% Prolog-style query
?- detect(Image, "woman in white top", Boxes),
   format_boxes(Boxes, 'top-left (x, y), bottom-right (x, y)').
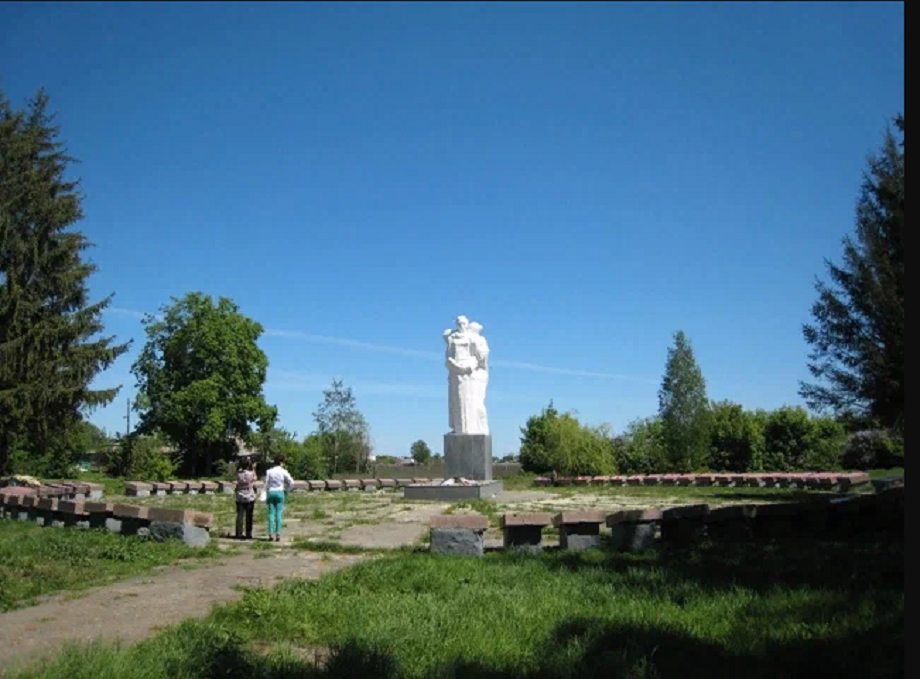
top-left (263, 455), bottom-right (295, 542)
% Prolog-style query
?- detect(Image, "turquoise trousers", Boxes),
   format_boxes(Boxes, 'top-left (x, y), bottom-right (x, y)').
top-left (267, 490), bottom-right (286, 535)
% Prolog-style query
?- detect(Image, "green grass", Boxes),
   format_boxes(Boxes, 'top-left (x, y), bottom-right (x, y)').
top-left (868, 467), bottom-right (904, 479)
top-left (0, 521), bottom-right (220, 612)
top-left (15, 539), bottom-right (902, 679)
top-left (444, 499), bottom-right (502, 526)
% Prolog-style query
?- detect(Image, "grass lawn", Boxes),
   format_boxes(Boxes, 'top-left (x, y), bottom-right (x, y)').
top-left (0, 521), bottom-right (221, 612)
top-left (16, 539), bottom-right (903, 679)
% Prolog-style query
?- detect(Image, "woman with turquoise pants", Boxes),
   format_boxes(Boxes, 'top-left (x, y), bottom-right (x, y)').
top-left (262, 455), bottom-right (295, 542)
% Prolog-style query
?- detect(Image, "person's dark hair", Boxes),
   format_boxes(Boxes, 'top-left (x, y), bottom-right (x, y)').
top-left (275, 455), bottom-right (285, 466)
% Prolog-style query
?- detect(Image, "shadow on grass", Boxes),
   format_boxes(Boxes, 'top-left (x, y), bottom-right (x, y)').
top-left (176, 609), bottom-right (903, 679)
top-left (704, 490), bottom-right (829, 502)
top-left (543, 540), bottom-right (904, 597)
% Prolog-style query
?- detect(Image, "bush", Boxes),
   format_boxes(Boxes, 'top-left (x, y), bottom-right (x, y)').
top-left (762, 407), bottom-right (814, 471)
top-left (519, 402), bottom-right (561, 473)
top-left (803, 416), bottom-right (847, 470)
top-left (519, 402), bottom-right (614, 476)
top-left (106, 433), bottom-right (178, 481)
top-left (616, 418), bottom-right (668, 474)
top-left (286, 434), bottom-right (326, 480)
top-left (709, 401), bottom-right (765, 472)
top-left (761, 407), bottom-right (847, 471)
top-left (842, 430), bottom-right (904, 470)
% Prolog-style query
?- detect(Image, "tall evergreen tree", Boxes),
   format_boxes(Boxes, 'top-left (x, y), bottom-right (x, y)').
top-left (801, 116), bottom-right (904, 433)
top-left (658, 331), bottom-right (710, 471)
top-left (0, 89), bottom-right (129, 474)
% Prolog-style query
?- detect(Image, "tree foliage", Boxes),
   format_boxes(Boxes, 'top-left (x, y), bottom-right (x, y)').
top-left (519, 401), bottom-right (613, 476)
top-left (841, 430), bottom-right (904, 471)
top-left (518, 401), bottom-right (560, 473)
top-left (708, 401), bottom-right (764, 472)
top-left (131, 292), bottom-right (277, 476)
top-left (801, 116), bottom-right (904, 433)
top-left (410, 440), bottom-right (432, 465)
top-left (761, 406), bottom-right (846, 471)
top-left (252, 427), bottom-right (326, 480)
top-left (0, 89), bottom-right (130, 474)
top-left (659, 331), bottom-right (710, 471)
top-left (106, 431), bottom-right (178, 481)
top-left (312, 379), bottom-right (372, 475)
top-left (614, 418), bottom-right (668, 475)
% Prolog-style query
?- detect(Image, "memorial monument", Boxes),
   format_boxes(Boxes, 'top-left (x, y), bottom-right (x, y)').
top-left (403, 315), bottom-right (502, 500)
top-left (443, 315), bottom-right (493, 479)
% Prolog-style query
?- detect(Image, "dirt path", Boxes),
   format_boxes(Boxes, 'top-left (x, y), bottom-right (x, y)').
top-left (0, 550), bottom-right (364, 674)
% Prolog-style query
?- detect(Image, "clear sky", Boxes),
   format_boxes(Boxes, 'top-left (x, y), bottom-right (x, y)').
top-left (1, 2), bottom-right (905, 458)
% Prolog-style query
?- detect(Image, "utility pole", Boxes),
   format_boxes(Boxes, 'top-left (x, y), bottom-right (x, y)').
top-left (124, 398), bottom-right (131, 438)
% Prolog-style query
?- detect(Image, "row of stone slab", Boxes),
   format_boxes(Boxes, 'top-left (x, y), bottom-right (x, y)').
top-left (429, 488), bottom-right (903, 556)
top-left (0, 494), bottom-right (215, 546)
top-left (124, 477), bottom-right (441, 496)
top-left (0, 481), bottom-right (105, 501)
top-left (533, 472), bottom-right (872, 491)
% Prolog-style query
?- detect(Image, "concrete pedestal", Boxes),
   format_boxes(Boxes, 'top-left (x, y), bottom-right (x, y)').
top-left (444, 433), bottom-right (493, 481)
top-left (403, 481), bottom-right (502, 501)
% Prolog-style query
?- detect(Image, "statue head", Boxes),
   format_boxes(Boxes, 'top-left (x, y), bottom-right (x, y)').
top-left (455, 315), bottom-right (470, 333)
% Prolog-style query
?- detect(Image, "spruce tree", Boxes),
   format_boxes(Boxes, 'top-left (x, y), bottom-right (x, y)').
top-left (0, 89), bottom-right (129, 474)
top-left (658, 330), bottom-right (710, 471)
top-left (801, 116), bottom-right (904, 433)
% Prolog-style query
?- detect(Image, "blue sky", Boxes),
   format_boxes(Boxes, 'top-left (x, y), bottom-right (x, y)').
top-left (1, 2), bottom-right (904, 458)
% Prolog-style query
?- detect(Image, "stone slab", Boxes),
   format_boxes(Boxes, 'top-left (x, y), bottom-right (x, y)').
top-left (444, 433), bottom-right (493, 481)
top-left (552, 510), bottom-right (607, 527)
top-left (560, 531), bottom-right (602, 551)
top-left (147, 507), bottom-right (215, 528)
top-left (149, 521), bottom-right (211, 546)
top-left (499, 512), bottom-right (552, 528)
top-left (84, 501), bottom-right (114, 514)
top-left (662, 504), bottom-right (710, 521)
top-left (607, 509), bottom-right (663, 526)
top-left (430, 514), bottom-right (490, 530)
top-left (57, 500), bottom-right (87, 516)
top-left (403, 481), bottom-right (503, 501)
top-left (113, 504), bottom-right (149, 520)
top-left (609, 522), bottom-right (657, 552)
top-left (430, 527), bottom-right (485, 556)
top-left (309, 480), bottom-right (328, 491)
top-left (124, 482), bottom-right (152, 498)
top-left (502, 524), bottom-right (545, 551)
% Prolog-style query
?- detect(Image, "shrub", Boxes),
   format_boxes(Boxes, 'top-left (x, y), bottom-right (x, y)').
top-left (762, 407), bottom-right (815, 471)
top-left (842, 430), bottom-right (904, 470)
top-left (761, 407), bottom-right (847, 471)
top-left (519, 403), bottom-right (614, 476)
top-left (287, 434), bottom-right (326, 480)
top-left (708, 401), bottom-right (765, 472)
top-left (616, 418), bottom-right (668, 474)
top-left (107, 432), bottom-right (178, 481)
top-left (519, 402), bottom-right (560, 473)
top-left (803, 416), bottom-right (847, 470)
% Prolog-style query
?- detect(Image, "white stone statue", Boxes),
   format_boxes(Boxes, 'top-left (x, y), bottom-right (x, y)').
top-left (444, 315), bottom-right (489, 435)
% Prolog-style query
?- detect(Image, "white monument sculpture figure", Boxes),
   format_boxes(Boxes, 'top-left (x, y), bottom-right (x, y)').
top-left (469, 322), bottom-right (489, 434)
top-left (443, 315), bottom-right (489, 435)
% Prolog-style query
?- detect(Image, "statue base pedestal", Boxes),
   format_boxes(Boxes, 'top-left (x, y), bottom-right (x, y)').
top-left (444, 433), bottom-right (493, 481)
